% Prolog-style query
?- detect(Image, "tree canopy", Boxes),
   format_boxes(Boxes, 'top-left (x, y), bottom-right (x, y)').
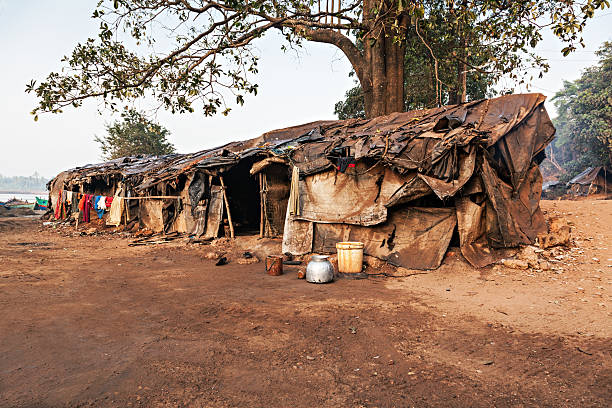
top-left (335, 1), bottom-right (496, 119)
top-left (95, 109), bottom-right (176, 160)
top-left (27, 0), bottom-right (610, 119)
top-left (545, 41), bottom-right (612, 181)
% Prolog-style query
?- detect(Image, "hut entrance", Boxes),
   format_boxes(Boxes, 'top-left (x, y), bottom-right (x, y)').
top-left (221, 159), bottom-right (261, 236)
top-left (258, 163), bottom-right (290, 237)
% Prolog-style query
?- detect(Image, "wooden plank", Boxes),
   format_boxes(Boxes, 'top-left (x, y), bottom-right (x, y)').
top-left (204, 185), bottom-right (224, 239)
top-left (259, 173), bottom-right (264, 238)
top-left (218, 176), bottom-right (235, 239)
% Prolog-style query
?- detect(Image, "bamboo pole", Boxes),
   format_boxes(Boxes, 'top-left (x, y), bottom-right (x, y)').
top-left (262, 174), bottom-right (269, 236)
top-left (259, 173), bottom-right (264, 238)
top-left (124, 197), bottom-right (128, 226)
top-left (125, 186), bottom-right (131, 225)
top-left (218, 175), bottom-right (235, 239)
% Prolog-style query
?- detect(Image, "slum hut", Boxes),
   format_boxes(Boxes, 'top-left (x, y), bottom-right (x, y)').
top-left (541, 180), bottom-right (566, 199)
top-left (49, 93), bottom-right (555, 270)
top-left (567, 166), bottom-right (612, 196)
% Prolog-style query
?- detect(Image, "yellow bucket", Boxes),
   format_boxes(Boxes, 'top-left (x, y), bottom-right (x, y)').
top-left (336, 242), bottom-right (364, 273)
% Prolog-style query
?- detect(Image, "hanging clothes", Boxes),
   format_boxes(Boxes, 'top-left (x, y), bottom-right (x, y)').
top-left (54, 189), bottom-right (64, 220)
top-left (63, 191), bottom-right (73, 217)
top-left (82, 194), bottom-right (93, 223)
top-left (94, 196), bottom-right (105, 219)
top-left (97, 196), bottom-right (107, 210)
top-left (93, 196), bottom-right (99, 217)
top-left (71, 193), bottom-right (80, 213)
top-left (78, 194), bottom-right (85, 212)
top-left (105, 196), bottom-right (113, 208)
top-left (61, 190), bottom-right (69, 219)
top-left (106, 189), bottom-right (124, 227)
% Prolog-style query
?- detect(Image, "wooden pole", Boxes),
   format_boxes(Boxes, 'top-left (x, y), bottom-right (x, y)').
top-left (259, 173), bottom-right (264, 238)
top-left (124, 196), bottom-right (128, 227)
top-left (262, 174), bottom-right (269, 236)
top-left (218, 175), bottom-right (235, 239)
top-left (125, 186), bottom-right (130, 225)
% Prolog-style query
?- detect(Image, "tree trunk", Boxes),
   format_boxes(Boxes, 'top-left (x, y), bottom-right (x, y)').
top-left (360, 3), bottom-right (407, 118)
top-left (373, 39), bottom-right (405, 117)
top-left (452, 50), bottom-right (468, 104)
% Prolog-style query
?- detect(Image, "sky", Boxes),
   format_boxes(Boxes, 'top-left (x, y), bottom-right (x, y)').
top-left (1, 1), bottom-right (611, 179)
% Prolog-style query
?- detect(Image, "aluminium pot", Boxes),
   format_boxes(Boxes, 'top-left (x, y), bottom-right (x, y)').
top-left (306, 255), bottom-right (334, 283)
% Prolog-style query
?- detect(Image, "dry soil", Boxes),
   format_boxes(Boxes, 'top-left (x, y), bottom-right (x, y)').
top-left (0, 200), bottom-right (610, 407)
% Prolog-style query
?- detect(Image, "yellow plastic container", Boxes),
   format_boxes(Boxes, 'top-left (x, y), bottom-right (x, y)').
top-left (336, 242), bottom-right (364, 273)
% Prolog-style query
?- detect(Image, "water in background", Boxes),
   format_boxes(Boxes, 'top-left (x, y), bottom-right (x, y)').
top-left (0, 193), bottom-right (46, 203)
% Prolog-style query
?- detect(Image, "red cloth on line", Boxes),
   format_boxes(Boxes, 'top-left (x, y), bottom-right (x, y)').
top-left (54, 190), bottom-right (63, 220)
top-left (105, 196), bottom-right (113, 207)
top-left (82, 194), bottom-right (93, 223)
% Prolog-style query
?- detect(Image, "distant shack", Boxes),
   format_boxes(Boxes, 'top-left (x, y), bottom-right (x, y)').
top-left (567, 166), bottom-right (612, 197)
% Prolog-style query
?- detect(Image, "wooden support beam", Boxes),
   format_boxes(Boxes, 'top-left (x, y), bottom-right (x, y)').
top-left (259, 173), bottom-right (264, 238)
top-left (125, 186), bottom-right (131, 224)
top-left (262, 174), bottom-right (269, 236)
top-left (218, 175), bottom-right (235, 239)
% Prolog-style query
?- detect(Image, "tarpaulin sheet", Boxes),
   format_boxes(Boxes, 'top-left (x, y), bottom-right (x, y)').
top-left (312, 207), bottom-right (456, 270)
top-left (493, 104), bottom-right (555, 190)
top-left (481, 161), bottom-right (546, 248)
top-left (203, 185), bottom-right (224, 239)
top-left (455, 196), bottom-right (501, 268)
top-left (294, 165), bottom-right (408, 226)
top-left (419, 147), bottom-right (476, 200)
top-left (282, 212), bottom-right (313, 256)
top-left (138, 199), bottom-right (164, 233)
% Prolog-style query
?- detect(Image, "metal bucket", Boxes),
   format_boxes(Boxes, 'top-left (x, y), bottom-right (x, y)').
top-left (265, 255), bottom-right (283, 276)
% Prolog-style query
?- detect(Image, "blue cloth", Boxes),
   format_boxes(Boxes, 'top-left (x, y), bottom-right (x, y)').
top-left (94, 196), bottom-right (105, 219)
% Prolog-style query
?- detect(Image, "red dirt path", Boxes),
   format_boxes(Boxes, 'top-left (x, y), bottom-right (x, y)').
top-left (0, 200), bottom-right (610, 407)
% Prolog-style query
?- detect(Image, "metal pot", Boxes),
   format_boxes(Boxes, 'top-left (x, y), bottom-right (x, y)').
top-left (306, 255), bottom-right (334, 283)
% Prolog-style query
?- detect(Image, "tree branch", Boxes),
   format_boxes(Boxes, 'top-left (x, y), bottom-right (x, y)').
top-left (297, 27), bottom-right (367, 84)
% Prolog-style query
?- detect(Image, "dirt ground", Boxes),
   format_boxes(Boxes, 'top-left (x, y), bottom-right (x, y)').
top-left (0, 200), bottom-right (610, 407)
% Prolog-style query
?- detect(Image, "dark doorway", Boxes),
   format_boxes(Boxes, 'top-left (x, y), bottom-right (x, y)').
top-left (221, 158), bottom-right (261, 235)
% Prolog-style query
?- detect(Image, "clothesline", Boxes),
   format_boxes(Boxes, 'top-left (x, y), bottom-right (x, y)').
top-left (54, 190), bottom-right (186, 223)
top-left (120, 196), bottom-right (181, 200)
top-left (72, 194), bottom-right (181, 200)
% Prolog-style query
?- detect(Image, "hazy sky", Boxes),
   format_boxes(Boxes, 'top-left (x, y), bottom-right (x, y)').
top-left (1, 1), bottom-right (611, 178)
